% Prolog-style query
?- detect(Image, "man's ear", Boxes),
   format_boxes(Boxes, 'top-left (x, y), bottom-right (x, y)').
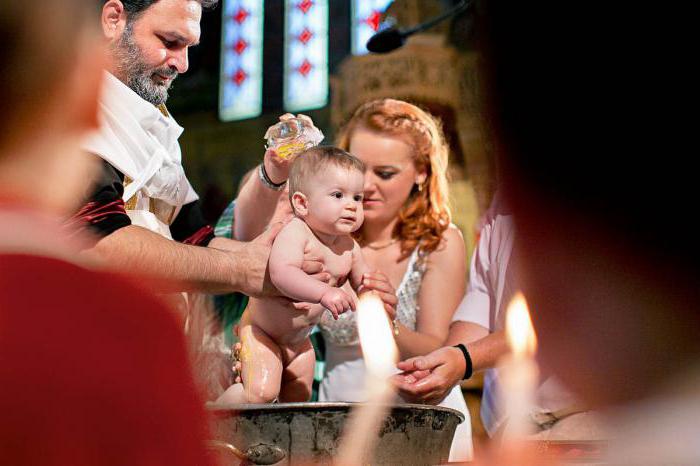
top-left (102, 0), bottom-right (127, 40)
top-left (291, 192), bottom-right (309, 217)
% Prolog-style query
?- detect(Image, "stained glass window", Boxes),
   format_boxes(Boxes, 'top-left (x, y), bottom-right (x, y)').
top-left (283, 0), bottom-right (329, 112)
top-left (351, 0), bottom-right (393, 55)
top-left (219, 0), bottom-right (264, 121)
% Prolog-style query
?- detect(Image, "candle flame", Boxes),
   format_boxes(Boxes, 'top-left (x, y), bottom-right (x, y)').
top-left (505, 292), bottom-right (537, 356)
top-left (357, 292), bottom-right (398, 378)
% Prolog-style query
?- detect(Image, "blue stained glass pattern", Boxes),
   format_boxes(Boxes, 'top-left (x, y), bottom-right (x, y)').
top-left (284, 0), bottom-right (329, 112)
top-left (351, 0), bottom-right (393, 55)
top-left (219, 0), bottom-right (264, 121)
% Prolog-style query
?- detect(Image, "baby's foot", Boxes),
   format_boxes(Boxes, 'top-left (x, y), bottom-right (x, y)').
top-left (215, 383), bottom-right (246, 405)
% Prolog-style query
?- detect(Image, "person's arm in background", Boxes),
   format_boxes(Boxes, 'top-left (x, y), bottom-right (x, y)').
top-left (233, 150), bottom-right (286, 241)
top-left (448, 323), bottom-right (508, 368)
top-left (392, 226), bottom-right (468, 359)
top-left (234, 114), bottom-right (321, 241)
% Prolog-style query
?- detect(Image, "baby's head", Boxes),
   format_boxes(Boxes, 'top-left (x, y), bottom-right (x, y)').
top-left (288, 146), bottom-right (366, 236)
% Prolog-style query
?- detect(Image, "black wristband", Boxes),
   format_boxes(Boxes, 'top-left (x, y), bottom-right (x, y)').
top-left (258, 163), bottom-right (286, 191)
top-left (453, 344), bottom-right (473, 380)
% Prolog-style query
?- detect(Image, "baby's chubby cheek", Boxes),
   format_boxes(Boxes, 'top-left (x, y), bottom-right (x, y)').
top-left (352, 211), bottom-right (365, 232)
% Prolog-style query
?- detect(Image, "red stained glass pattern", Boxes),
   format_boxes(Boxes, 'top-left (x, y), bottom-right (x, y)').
top-left (351, 0), bottom-right (393, 55)
top-left (297, 0), bottom-right (313, 14)
top-left (365, 10), bottom-right (382, 31)
top-left (232, 7), bottom-right (249, 24)
top-left (297, 59), bottom-right (313, 77)
top-left (232, 69), bottom-right (248, 86)
top-left (220, 0), bottom-right (263, 121)
top-left (285, 0), bottom-right (328, 111)
top-left (232, 38), bottom-right (248, 55)
top-left (297, 28), bottom-right (313, 44)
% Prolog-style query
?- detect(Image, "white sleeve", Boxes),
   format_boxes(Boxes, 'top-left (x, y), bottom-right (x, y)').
top-left (451, 221), bottom-right (492, 329)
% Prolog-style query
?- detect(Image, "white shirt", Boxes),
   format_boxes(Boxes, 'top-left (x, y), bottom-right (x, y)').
top-left (452, 194), bottom-right (516, 435)
top-left (453, 194), bottom-right (588, 438)
top-left (82, 72), bottom-right (197, 236)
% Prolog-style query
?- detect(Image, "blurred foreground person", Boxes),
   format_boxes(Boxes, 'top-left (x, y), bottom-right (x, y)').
top-left (483, 1), bottom-right (696, 464)
top-left (401, 1), bottom-right (695, 463)
top-left (0, 2), bottom-right (212, 465)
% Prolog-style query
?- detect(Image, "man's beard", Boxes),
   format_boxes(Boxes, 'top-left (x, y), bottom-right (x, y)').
top-left (112, 23), bottom-right (178, 106)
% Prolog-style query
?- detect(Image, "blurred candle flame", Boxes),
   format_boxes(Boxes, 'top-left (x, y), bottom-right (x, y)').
top-left (336, 292), bottom-right (398, 465)
top-left (357, 292), bottom-right (398, 379)
top-left (505, 292), bottom-right (537, 357)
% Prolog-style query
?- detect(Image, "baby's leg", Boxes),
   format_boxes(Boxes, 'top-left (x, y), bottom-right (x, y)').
top-left (279, 338), bottom-right (315, 402)
top-left (239, 323), bottom-right (284, 403)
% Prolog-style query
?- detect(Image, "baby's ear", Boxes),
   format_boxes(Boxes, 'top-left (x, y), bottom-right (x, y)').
top-left (291, 191), bottom-right (309, 217)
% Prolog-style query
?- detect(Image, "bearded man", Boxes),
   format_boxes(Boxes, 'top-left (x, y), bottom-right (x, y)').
top-left (74, 0), bottom-right (292, 297)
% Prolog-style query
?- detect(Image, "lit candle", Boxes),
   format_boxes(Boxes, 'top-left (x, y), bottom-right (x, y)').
top-left (498, 292), bottom-right (540, 440)
top-left (336, 292), bottom-right (398, 465)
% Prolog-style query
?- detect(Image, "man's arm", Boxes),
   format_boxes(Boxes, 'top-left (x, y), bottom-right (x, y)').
top-left (393, 326), bottom-right (508, 405)
top-left (74, 157), bottom-right (278, 296)
top-left (90, 223), bottom-right (278, 296)
top-left (447, 322), bottom-right (508, 369)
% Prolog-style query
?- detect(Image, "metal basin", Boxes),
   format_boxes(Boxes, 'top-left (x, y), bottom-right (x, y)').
top-left (208, 402), bottom-right (463, 465)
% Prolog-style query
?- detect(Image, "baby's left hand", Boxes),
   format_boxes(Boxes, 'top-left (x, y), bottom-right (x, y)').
top-left (360, 271), bottom-right (397, 320)
top-left (321, 288), bottom-right (356, 320)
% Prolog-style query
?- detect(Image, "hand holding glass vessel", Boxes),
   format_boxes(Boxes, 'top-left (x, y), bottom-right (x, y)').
top-left (264, 113), bottom-right (324, 161)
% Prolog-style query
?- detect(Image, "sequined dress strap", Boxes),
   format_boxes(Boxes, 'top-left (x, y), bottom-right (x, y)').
top-left (319, 247), bottom-right (428, 346)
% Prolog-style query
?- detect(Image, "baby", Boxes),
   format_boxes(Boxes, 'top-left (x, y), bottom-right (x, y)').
top-left (217, 146), bottom-right (370, 404)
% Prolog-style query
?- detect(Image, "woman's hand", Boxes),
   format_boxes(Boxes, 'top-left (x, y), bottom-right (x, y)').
top-left (360, 271), bottom-right (398, 320)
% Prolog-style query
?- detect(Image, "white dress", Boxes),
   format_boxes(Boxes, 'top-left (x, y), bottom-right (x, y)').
top-left (318, 247), bottom-right (473, 462)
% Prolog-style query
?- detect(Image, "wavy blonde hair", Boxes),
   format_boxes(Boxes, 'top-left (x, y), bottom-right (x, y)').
top-left (337, 99), bottom-right (451, 257)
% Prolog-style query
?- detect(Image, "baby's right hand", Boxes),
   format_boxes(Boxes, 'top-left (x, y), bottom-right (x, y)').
top-left (320, 288), bottom-right (356, 320)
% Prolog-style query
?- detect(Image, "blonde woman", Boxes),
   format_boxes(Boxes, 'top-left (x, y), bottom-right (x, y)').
top-left (318, 99), bottom-right (472, 461)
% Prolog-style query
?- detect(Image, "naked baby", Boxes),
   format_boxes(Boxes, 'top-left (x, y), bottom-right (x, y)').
top-left (217, 147), bottom-right (371, 403)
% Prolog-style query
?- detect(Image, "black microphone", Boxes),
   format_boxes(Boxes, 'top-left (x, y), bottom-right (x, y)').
top-left (366, 0), bottom-right (471, 54)
top-left (366, 27), bottom-right (406, 54)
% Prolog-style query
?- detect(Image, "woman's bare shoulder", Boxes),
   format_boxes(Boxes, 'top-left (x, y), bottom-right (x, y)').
top-left (428, 225), bottom-right (466, 265)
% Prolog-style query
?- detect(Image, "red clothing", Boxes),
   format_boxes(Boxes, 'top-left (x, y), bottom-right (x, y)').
top-left (0, 254), bottom-right (213, 466)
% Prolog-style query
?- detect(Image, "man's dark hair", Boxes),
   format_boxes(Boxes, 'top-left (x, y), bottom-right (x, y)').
top-left (103, 0), bottom-right (219, 20)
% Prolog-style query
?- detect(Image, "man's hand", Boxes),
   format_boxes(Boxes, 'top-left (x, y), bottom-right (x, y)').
top-left (320, 288), bottom-right (356, 320)
top-left (360, 271), bottom-right (397, 320)
top-left (234, 221), bottom-right (332, 299)
top-left (392, 346), bottom-right (466, 405)
top-left (230, 221), bottom-right (281, 298)
top-left (301, 255), bottom-right (331, 284)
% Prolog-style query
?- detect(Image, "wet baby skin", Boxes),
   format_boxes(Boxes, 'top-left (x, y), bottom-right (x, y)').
top-left (217, 163), bottom-right (370, 404)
